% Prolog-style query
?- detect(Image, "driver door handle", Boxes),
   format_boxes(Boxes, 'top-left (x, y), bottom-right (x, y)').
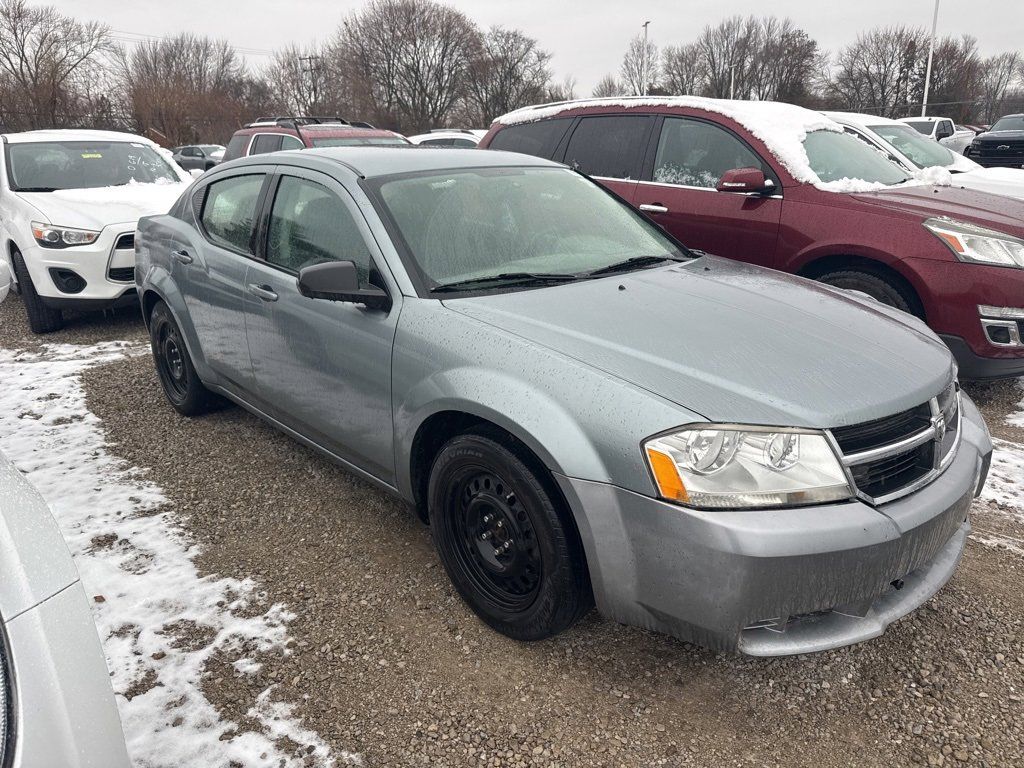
top-left (247, 283), bottom-right (279, 302)
top-left (171, 249), bottom-right (193, 265)
top-left (638, 203), bottom-right (669, 214)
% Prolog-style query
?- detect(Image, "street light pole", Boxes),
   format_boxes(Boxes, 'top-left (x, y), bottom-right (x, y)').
top-left (921, 0), bottom-right (940, 117)
top-left (641, 20), bottom-right (651, 96)
top-left (729, 63), bottom-right (736, 100)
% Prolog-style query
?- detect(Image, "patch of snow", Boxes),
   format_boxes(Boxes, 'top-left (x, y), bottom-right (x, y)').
top-left (0, 342), bottom-right (352, 768)
top-left (915, 165), bottom-right (954, 186)
top-left (46, 178), bottom-right (188, 219)
top-left (982, 439), bottom-right (1024, 517)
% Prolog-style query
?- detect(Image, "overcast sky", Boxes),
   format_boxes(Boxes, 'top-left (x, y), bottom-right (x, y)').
top-left (60, 0), bottom-right (1020, 94)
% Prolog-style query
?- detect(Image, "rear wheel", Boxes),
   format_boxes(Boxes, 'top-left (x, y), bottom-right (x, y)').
top-left (11, 250), bottom-right (64, 333)
top-left (428, 431), bottom-right (592, 641)
top-left (149, 300), bottom-right (222, 415)
top-left (816, 269), bottom-right (916, 315)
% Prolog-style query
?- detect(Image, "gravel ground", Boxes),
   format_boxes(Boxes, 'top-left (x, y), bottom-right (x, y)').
top-left (2, 295), bottom-right (1024, 767)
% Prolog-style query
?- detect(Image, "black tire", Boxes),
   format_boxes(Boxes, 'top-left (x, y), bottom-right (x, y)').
top-left (10, 250), bottom-right (64, 333)
top-left (816, 269), bottom-right (916, 315)
top-left (149, 300), bottom-right (222, 415)
top-left (428, 430), bottom-right (592, 641)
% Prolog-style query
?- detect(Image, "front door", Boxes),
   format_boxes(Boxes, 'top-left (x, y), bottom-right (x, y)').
top-left (242, 169), bottom-right (399, 483)
top-left (632, 116), bottom-right (783, 268)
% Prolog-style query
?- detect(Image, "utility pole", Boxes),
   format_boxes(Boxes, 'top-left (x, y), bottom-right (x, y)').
top-left (299, 55), bottom-right (323, 113)
top-left (729, 63), bottom-right (736, 100)
top-left (641, 21), bottom-right (651, 96)
top-left (921, 0), bottom-right (940, 116)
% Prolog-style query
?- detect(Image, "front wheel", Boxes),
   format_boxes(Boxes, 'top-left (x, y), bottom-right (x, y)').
top-left (428, 431), bottom-right (592, 641)
top-left (11, 250), bottom-right (64, 333)
top-left (816, 269), bottom-right (916, 315)
top-left (149, 300), bottom-right (222, 416)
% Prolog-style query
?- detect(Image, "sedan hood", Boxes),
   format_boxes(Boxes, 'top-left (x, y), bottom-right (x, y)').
top-left (951, 167), bottom-right (1024, 201)
top-left (0, 452), bottom-right (77, 622)
top-left (445, 257), bottom-right (954, 429)
top-left (17, 181), bottom-right (189, 231)
top-left (850, 184), bottom-right (1024, 236)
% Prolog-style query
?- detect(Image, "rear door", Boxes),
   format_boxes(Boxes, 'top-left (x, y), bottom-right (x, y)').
top-left (242, 168), bottom-right (399, 482)
top-left (557, 114), bottom-right (655, 204)
top-left (176, 168), bottom-right (273, 390)
top-left (631, 116), bottom-right (783, 267)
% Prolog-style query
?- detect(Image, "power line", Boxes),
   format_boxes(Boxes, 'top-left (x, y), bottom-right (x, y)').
top-left (108, 28), bottom-right (275, 57)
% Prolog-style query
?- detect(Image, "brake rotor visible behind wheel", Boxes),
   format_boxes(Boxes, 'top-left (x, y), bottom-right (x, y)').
top-left (428, 431), bottom-right (592, 641)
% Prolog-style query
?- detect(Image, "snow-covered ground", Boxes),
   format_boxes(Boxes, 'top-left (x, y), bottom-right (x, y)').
top-left (976, 381), bottom-right (1024, 555)
top-left (0, 341), bottom-right (355, 768)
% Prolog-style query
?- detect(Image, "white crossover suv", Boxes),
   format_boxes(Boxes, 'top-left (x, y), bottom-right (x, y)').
top-left (0, 129), bottom-right (193, 333)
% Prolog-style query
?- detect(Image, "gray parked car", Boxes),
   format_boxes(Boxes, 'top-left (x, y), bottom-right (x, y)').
top-left (171, 144), bottom-right (225, 172)
top-left (0, 451), bottom-right (130, 767)
top-left (135, 148), bottom-right (992, 655)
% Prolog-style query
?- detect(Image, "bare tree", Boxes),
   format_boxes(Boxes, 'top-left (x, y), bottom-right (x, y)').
top-left (592, 74), bottom-right (624, 98)
top-left (661, 43), bottom-right (704, 96)
top-left (826, 26), bottom-right (926, 116)
top-left (620, 34), bottom-right (658, 95)
top-left (463, 27), bottom-right (551, 126)
top-left (914, 35), bottom-right (982, 122)
top-left (747, 18), bottom-right (819, 103)
top-left (977, 52), bottom-right (1019, 123)
top-left (0, 0), bottom-right (112, 129)
top-left (696, 16), bottom-right (761, 98)
top-left (264, 44), bottom-right (335, 116)
top-left (545, 75), bottom-right (576, 102)
top-left (336, 0), bottom-right (480, 133)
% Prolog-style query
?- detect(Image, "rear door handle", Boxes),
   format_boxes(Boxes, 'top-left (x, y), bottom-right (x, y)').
top-left (638, 204), bottom-right (669, 214)
top-left (247, 283), bottom-right (279, 302)
top-left (171, 249), bottom-right (193, 265)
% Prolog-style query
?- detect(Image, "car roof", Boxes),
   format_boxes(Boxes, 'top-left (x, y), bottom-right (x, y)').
top-left (3, 128), bottom-right (159, 145)
top-left (226, 146), bottom-right (561, 178)
top-left (823, 111), bottom-right (903, 128)
top-left (234, 124), bottom-right (401, 140)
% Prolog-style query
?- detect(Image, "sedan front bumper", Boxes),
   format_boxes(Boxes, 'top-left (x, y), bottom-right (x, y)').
top-left (557, 395), bottom-right (992, 654)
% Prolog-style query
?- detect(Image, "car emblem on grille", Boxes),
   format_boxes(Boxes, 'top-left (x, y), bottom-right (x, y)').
top-left (997, 144), bottom-right (1011, 150)
top-left (931, 413), bottom-right (947, 442)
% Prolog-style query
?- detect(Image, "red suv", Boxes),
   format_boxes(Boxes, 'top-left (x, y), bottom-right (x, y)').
top-left (479, 98), bottom-right (1024, 380)
top-left (222, 116), bottom-right (409, 162)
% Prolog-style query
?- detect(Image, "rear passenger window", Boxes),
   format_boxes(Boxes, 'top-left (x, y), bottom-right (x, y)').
top-left (250, 134), bottom-right (283, 155)
top-left (563, 116), bottom-right (652, 180)
top-left (487, 118), bottom-right (572, 158)
top-left (222, 134), bottom-right (249, 162)
top-left (266, 176), bottom-right (373, 282)
top-left (281, 135), bottom-right (304, 150)
top-left (653, 117), bottom-right (768, 188)
top-left (201, 174), bottom-right (264, 254)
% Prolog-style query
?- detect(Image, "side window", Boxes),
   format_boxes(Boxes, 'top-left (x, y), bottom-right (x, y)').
top-left (451, 138), bottom-right (477, 148)
top-left (250, 134), bottom-right (283, 156)
top-left (201, 174), bottom-right (265, 253)
top-left (281, 134), bottom-right (304, 150)
top-left (487, 118), bottom-right (572, 158)
top-left (182, 147), bottom-right (198, 157)
top-left (563, 115), bottom-right (651, 180)
top-left (266, 176), bottom-right (373, 282)
top-left (653, 117), bottom-right (768, 188)
top-left (222, 134), bottom-right (249, 162)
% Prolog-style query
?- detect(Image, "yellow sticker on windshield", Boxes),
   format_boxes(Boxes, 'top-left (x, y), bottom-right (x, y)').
top-left (81, 153), bottom-right (102, 159)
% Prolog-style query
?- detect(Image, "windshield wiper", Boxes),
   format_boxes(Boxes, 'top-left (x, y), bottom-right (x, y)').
top-left (432, 272), bottom-right (580, 293)
top-left (585, 254), bottom-right (686, 277)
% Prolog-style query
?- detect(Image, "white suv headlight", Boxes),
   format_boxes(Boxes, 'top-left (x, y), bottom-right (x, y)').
top-left (924, 217), bottom-right (1024, 268)
top-left (644, 425), bottom-right (853, 509)
top-left (31, 221), bottom-right (100, 249)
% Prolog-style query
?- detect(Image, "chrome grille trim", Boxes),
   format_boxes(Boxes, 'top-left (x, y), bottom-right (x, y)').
top-left (828, 383), bottom-right (961, 506)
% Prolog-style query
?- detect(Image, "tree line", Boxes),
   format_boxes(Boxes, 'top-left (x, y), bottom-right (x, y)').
top-left (0, 0), bottom-right (1021, 147)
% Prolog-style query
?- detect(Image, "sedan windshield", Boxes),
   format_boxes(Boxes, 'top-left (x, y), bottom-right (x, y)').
top-left (6, 141), bottom-right (180, 191)
top-left (372, 167), bottom-right (685, 290)
top-left (991, 116), bottom-right (1024, 132)
top-left (311, 136), bottom-right (409, 147)
top-left (869, 124), bottom-right (955, 169)
top-left (803, 130), bottom-right (910, 186)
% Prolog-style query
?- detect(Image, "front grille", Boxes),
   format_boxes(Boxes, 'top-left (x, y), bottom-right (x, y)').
top-left (831, 382), bottom-right (960, 504)
top-left (115, 233), bottom-right (135, 250)
top-left (108, 266), bottom-right (135, 282)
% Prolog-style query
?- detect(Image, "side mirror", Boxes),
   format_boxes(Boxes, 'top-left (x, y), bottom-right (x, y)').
top-left (716, 167), bottom-right (775, 195)
top-left (936, 125), bottom-right (953, 140)
top-left (189, 168), bottom-right (204, 179)
top-left (297, 260), bottom-right (391, 311)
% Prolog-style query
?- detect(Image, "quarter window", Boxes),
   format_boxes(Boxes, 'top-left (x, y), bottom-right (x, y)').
top-left (281, 134), bottom-right (304, 150)
top-left (250, 134), bottom-right (283, 155)
top-left (200, 174), bottom-right (265, 253)
top-left (487, 118), bottom-right (572, 159)
top-left (563, 116), bottom-right (651, 179)
top-left (266, 176), bottom-right (373, 281)
top-left (653, 118), bottom-right (768, 188)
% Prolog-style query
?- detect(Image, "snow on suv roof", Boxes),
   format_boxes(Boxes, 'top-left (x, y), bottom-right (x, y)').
top-left (823, 111), bottom-right (903, 127)
top-left (495, 96), bottom-right (842, 186)
top-left (3, 128), bottom-right (160, 145)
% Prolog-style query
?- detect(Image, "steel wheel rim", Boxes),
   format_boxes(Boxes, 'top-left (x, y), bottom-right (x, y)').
top-left (156, 322), bottom-right (188, 400)
top-left (445, 468), bottom-right (542, 612)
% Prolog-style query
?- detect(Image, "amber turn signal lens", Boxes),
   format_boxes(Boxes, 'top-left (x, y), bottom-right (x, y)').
top-left (645, 446), bottom-right (689, 502)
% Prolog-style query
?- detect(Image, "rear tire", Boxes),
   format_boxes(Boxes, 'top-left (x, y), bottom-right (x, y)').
top-left (816, 269), bottom-right (916, 315)
top-left (11, 250), bottom-right (64, 333)
top-left (428, 431), bottom-right (592, 641)
top-left (149, 300), bottom-right (222, 416)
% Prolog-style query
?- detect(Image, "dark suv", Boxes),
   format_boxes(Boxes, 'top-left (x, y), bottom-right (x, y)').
top-left (222, 116), bottom-right (409, 162)
top-left (965, 114), bottom-right (1024, 169)
top-left (479, 98), bottom-right (1024, 379)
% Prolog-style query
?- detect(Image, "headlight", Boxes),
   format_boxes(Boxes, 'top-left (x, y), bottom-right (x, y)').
top-left (924, 217), bottom-right (1024, 268)
top-left (31, 221), bottom-right (100, 249)
top-left (644, 425), bottom-right (853, 509)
